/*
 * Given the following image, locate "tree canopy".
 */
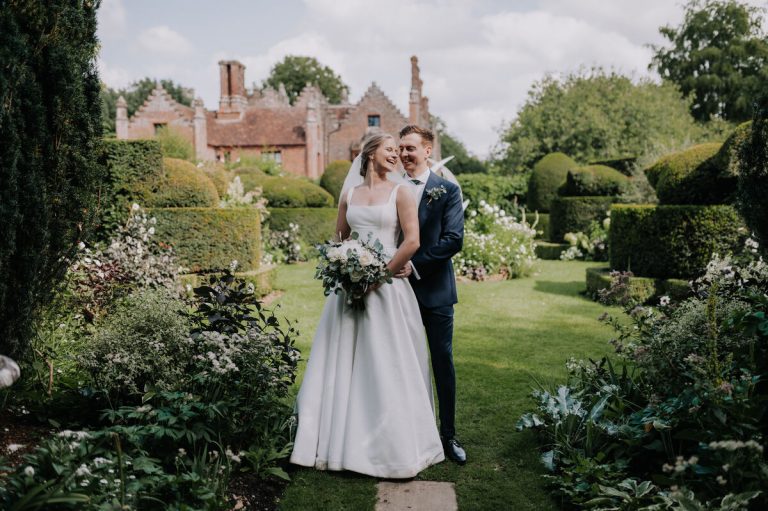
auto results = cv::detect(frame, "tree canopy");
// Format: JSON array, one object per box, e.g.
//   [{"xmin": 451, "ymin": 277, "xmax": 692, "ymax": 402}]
[
  {"xmin": 493, "ymin": 69, "xmax": 716, "ymax": 174},
  {"xmin": 433, "ymin": 118, "xmax": 487, "ymax": 174},
  {"xmin": 101, "ymin": 78, "xmax": 194, "ymax": 135},
  {"xmin": 262, "ymin": 55, "xmax": 349, "ymax": 105},
  {"xmin": 650, "ymin": 0, "xmax": 768, "ymax": 122}
]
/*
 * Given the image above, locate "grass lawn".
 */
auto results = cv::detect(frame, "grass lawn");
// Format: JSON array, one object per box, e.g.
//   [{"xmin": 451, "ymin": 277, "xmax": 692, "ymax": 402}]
[{"xmin": 274, "ymin": 260, "xmax": 613, "ymax": 510}]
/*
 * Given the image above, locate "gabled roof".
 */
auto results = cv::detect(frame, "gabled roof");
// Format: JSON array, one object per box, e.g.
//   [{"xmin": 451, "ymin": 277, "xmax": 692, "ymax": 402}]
[
  {"xmin": 132, "ymin": 85, "xmax": 194, "ymax": 122},
  {"xmin": 207, "ymin": 108, "xmax": 306, "ymax": 147}
]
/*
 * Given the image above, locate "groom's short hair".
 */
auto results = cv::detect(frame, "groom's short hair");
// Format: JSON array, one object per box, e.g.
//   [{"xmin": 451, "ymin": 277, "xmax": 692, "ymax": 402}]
[{"xmin": 399, "ymin": 125, "xmax": 434, "ymax": 146}]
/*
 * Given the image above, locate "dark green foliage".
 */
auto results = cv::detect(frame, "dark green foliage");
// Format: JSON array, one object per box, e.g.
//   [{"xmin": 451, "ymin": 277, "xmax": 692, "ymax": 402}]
[
  {"xmin": 534, "ymin": 241, "xmax": 568, "ymax": 260},
  {"xmin": 588, "ymin": 156, "xmax": 637, "ymax": 176},
  {"xmin": 559, "ymin": 165, "xmax": 631, "ymax": 197},
  {"xmin": 585, "ymin": 267, "xmax": 691, "ymax": 304},
  {"xmin": 645, "ymin": 143, "xmax": 739, "ymax": 204},
  {"xmin": 737, "ymin": 95, "xmax": 768, "ymax": 246},
  {"xmin": 96, "ymin": 139, "xmax": 164, "ymax": 240},
  {"xmin": 151, "ymin": 208, "xmax": 262, "ymax": 272},
  {"xmin": 268, "ymin": 208, "xmax": 338, "ymax": 247},
  {"xmin": 0, "ymin": 1, "xmax": 103, "ymax": 357},
  {"xmin": 609, "ymin": 205, "xmax": 745, "ymax": 278},
  {"xmin": 100, "ymin": 77, "xmax": 194, "ymax": 135},
  {"xmin": 147, "ymin": 158, "xmax": 219, "ymax": 208},
  {"xmin": 650, "ymin": 0, "xmax": 768, "ymax": 122},
  {"xmin": 527, "ymin": 152, "xmax": 577, "ymax": 212},
  {"xmin": 535, "ymin": 212, "xmax": 550, "ymax": 240},
  {"xmin": 711, "ymin": 121, "xmax": 752, "ymax": 176},
  {"xmin": 458, "ymin": 173, "xmax": 528, "ymax": 213},
  {"xmin": 438, "ymin": 129, "xmax": 487, "ymax": 174},
  {"xmin": 549, "ymin": 196, "xmax": 615, "ymax": 242},
  {"xmin": 262, "ymin": 55, "xmax": 349, "ymax": 105},
  {"xmin": 262, "ymin": 177, "xmax": 334, "ymax": 208},
  {"xmin": 319, "ymin": 160, "xmax": 351, "ymax": 205}
]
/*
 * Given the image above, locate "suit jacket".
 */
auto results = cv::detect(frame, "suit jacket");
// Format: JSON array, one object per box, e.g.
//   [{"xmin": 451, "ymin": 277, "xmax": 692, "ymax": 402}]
[{"xmin": 409, "ymin": 171, "xmax": 464, "ymax": 309}]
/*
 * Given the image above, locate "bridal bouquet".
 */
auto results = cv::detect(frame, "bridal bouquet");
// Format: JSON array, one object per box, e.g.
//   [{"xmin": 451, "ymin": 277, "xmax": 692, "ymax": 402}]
[{"xmin": 315, "ymin": 232, "xmax": 392, "ymax": 310}]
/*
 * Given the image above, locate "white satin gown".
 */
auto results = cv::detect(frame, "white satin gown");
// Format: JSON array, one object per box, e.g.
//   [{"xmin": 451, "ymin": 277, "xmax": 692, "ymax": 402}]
[{"xmin": 290, "ymin": 184, "xmax": 445, "ymax": 478}]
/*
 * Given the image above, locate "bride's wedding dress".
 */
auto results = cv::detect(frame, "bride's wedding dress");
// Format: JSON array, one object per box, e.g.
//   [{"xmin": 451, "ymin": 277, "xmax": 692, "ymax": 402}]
[{"xmin": 290, "ymin": 185, "xmax": 445, "ymax": 478}]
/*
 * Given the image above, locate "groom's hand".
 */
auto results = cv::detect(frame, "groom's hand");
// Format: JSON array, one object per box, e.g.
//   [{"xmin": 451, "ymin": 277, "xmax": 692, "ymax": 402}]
[{"xmin": 395, "ymin": 262, "xmax": 414, "ymax": 278}]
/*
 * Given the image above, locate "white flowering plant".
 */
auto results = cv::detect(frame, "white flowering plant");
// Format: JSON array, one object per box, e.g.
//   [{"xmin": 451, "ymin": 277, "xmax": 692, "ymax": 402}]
[
  {"xmin": 315, "ymin": 232, "xmax": 393, "ymax": 310},
  {"xmin": 560, "ymin": 212, "xmax": 610, "ymax": 262},
  {"xmin": 456, "ymin": 200, "xmax": 538, "ymax": 280},
  {"xmin": 267, "ymin": 222, "xmax": 306, "ymax": 264}
]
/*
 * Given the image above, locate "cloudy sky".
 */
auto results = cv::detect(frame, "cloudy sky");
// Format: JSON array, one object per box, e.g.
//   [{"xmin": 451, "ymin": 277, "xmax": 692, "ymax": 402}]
[{"xmin": 98, "ymin": 0, "xmax": 767, "ymax": 157}]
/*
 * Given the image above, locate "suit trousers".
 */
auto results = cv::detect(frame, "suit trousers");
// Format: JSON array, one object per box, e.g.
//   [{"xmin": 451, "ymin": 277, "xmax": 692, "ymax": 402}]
[{"xmin": 419, "ymin": 303, "xmax": 456, "ymax": 439}]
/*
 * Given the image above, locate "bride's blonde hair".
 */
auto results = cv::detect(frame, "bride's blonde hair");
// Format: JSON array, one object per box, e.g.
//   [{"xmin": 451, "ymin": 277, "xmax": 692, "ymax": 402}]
[{"xmin": 359, "ymin": 132, "xmax": 394, "ymax": 177}]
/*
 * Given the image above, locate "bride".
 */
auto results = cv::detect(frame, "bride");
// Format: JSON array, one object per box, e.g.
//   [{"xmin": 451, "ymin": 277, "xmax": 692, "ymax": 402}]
[{"xmin": 290, "ymin": 132, "xmax": 445, "ymax": 478}]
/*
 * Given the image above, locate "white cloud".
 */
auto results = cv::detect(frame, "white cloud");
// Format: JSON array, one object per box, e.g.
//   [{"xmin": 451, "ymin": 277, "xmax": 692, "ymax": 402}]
[
  {"xmin": 137, "ymin": 26, "xmax": 193, "ymax": 56},
  {"xmin": 97, "ymin": 0, "xmax": 126, "ymax": 40},
  {"xmin": 97, "ymin": 58, "xmax": 132, "ymax": 89}
]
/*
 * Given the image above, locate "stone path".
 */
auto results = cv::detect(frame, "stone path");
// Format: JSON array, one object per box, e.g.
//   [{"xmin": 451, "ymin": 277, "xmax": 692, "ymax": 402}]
[{"xmin": 375, "ymin": 481, "xmax": 458, "ymax": 511}]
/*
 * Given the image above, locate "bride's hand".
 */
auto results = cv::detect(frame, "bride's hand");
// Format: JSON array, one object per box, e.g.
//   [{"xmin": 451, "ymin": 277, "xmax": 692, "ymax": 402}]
[{"xmin": 366, "ymin": 282, "xmax": 383, "ymax": 294}]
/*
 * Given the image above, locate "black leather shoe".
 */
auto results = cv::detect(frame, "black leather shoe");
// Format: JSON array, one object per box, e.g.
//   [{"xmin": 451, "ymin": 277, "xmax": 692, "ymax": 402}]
[{"xmin": 442, "ymin": 437, "xmax": 467, "ymax": 465}]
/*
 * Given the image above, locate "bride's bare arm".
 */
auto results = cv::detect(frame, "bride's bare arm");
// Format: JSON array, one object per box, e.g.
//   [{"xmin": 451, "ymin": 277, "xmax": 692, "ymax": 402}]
[
  {"xmin": 334, "ymin": 194, "xmax": 352, "ymax": 242},
  {"xmin": 388, "ymin": 186, "xmax": 420, "ymax": 274}
]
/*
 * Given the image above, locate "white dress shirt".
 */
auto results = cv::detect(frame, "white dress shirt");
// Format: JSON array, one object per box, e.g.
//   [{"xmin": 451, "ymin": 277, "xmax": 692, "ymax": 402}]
[{"xmin": 404, "ymin": 167, "xmax": 431, "ymax": 280}]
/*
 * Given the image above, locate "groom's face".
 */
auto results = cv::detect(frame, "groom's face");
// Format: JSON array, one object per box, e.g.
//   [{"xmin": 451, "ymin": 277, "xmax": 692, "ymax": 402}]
[{"xmin": 398, "ymin": 133, "xmax": 432, "ymax": 174}]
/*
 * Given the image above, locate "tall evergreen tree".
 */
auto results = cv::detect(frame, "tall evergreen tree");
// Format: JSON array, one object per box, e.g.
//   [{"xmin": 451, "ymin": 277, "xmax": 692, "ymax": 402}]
[{"xmin": 0, "ymin": 0, "xmax": 103, "ymax": 357}]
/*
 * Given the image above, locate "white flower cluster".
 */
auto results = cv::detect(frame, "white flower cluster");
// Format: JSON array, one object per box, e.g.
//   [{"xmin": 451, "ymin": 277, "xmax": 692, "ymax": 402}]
[
  {"xmin": 707, "ymin": 439, "xmax": 764, "ymax": 453},
  {"xmin": 193, "ymin": 331, "xmax": 243, "ymax": 375},
  {"xmin": 327, "ymin": 239, "xmax": 382, "ymax": 268},
  {"xmin": 0, "ymin": 355, "xmax": 21, "ymax": 388},
  {"xmin": 662, "ymin": 455, "xmax": 700, "ymax": 473}
]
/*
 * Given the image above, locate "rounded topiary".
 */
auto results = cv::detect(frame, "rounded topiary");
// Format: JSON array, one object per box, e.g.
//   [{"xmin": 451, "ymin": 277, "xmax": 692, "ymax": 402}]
[
  {"xmin": 233, "ymin": 167, "xmax": 267, "ymax": 192},
  {"xmin": 320, "ymin": 160, "xmax": 351, "ymax": 205},
  {"xmin": 644, "ymin": 143, "xmax": 737, "ymax": 205},
  {"xmin": 559, "ymin": 165, "xmax": 631, "ymax": 197},
  {"xmin": 737, "ymin": 96, "xmax": 768, "ymax": 247},
  {"xmin": 549, "ymin": 196, "xmax": 614, "ymax": 242},
  {"xmin": 199, "ymin": 162, "xmax": 232, "ymax": 197},
  {"xmin": 527, "ymin": 152, "xmax": 577, "ymax": 212},
  {"xmin": 148, "ymin": 158, "xmax": 219, "ymax": 208},
  {"xmin": 260, "ymin": 176, "xmax": 334, "ymax": 208},
  {"xmin": 609, "ymin": 204, "xmax": 746, "ymax": 279},
  {"xmin": 711, "ymin": 121, "xmax": 752, "ymax": 178}
]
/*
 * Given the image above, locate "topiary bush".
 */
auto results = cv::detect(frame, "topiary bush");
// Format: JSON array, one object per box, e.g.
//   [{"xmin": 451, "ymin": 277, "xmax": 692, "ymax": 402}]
[
  {"xmin": 151, "ymin": 208, "xmax": 262, "ymax": 272},
  {"xmin": 711, "ymin": 121, "xmax": 752, "ymax": 178},
  {"xmin": 320, "ymin": 160, "xmax": 351, "ymax": 205},
  {"xmin": 584, "ymin": 267, "xmax": 691, "ymax": 304},
  {"xmin": 549, "ymin": 196, "xmax": 614, "ymax": 242},
  {"xmin": 644, "ymin": 143, "xmax": 737, "ymax": 205},
  {"xmin": 268, "ymin": 207, "xmax": 338, "ymax": 247},
  {"xmin": 609, "ymin": 204, "xmax": 746, "ymax": 279},
  {"xmin": 261, "ymin": 176, "xmax": 334, "ymax": 208},
  {"xmin": 457, "ymin": 173, "xmax": 528, "ymax": 213},
  {"xmin": 527, "ymin": 152, "xmax": 577, "ymax": 212},
  {"xmin": 588, "ymin": 156, "xmax": 637, "ymax": 176},
  {"xmin": 737, "ymin": 102, "xmax": 768, "ymax": 247},
  {"xmin": 233, "ymin": 167, "xmax": 267, "ymax": 192},
  {"xmin": 96, "ymin": 139, "xmax": 164, "ymax": 240},
  {"xmin": 199, "ymin": 161, "xmax": 232, "ymax": 197},
  {"xmin": 559, "ymin": 165, "xmax": 631, "ymax": 197},
  {"xmin": 147, "ymin": 158, "xmax": 219, "ymax": 208}
]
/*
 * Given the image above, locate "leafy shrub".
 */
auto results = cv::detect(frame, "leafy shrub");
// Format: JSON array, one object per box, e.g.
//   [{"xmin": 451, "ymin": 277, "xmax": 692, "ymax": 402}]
[
  {"xmin": 320, "ymin": 160, "xmax": 351, "ymax": 205},
  {"xmin": 233, "ymin": 166, "xmax": 267, "ymax": 192},
  {"xmin": 585, "ymin": 267, "xmax": 691, "ymax": 305},
  {"xmin": 609, "ymin": 204, "xmax": 746, "ymax": 279},
  {"xmin": 155, "ymin": 125, "xmax": 194, "ymax": 161},
  {"xmin": 199, "ymin": 161, "xmax": 232, "ymax": 196},
  {"xmin": 588, "ymin": 156, "xmax": 637, "ymax": 175},
  {"xmin": 456, "ymin": 201, "xmax": 538, "ymax": 280},
  {"xmin": 559, "ymin": 165, "xmax": 631, "ymax": 197},
  {"xmin": 266, "ymin": 223, "xmax": 307, "ymax": 264},
  {"xmin": 737, "ymin": 94, "xmax": 768, "ymax": 247},
  {"xmin": 261, "ymin": 176, "xmax": 334, "ymax": 208},
  {"xmin": 147, "ymin": 158, "xmax": 219, "ymax": 207},
  {"xmin": 644, "ymin": 143, "xmax": 737, "ymax": 205},
  {"xmin": 151, "ymin": 208, "xmax": 262, "ymax": 272},
  {"xmin": 78, "ymin": 289, "xmax": 190, "ymax": 399},
  {"xmin": 526, "ymin": 152, "xmax": 577, "ymax": 212},
  {"xmin": 268, "ymin": 208, "xmax": 338, "ymax": 247},
  {"xmin": 711, "ymin": 121, "xmax": 752, "ymax": 178},
  {"xmin": 536, "ymin": 212, "xmax": 550, "ymax": 240},
  {"xmin": 457, "ymin": 173, "xmax": 528, "ymax": 213},
  {"xmin": 549, "ymin": 196, "xmax": 614, "ymax": 242},
  {"xmin": 95, "ymin": 139, "xmax": 164, "ymax": 241},
  {"xmin": 560, "ymin": 213, "xmax": 610, "ymax": 261}
]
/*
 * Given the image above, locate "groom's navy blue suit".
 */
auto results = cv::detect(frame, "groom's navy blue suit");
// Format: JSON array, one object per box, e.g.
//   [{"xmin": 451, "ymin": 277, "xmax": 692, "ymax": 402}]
[{"xmin": 409, "ymin": 171, "xmax": 464, "ymax": 439}]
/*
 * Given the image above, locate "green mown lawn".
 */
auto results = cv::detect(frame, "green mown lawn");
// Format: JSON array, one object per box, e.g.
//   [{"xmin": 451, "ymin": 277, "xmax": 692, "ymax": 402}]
[{"xmin": 274, "ymin": 260, "xmax": 613, "ymax": 510}]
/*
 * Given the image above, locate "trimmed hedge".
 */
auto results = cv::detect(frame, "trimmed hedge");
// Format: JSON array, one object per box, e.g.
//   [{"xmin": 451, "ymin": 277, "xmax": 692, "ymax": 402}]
[
  {"xmin": 268, "ymin": 207, "xmax": 338, "ymax": 247},
  {"xmin": 535, "ymin": 241, "xmax": 568, "ymax": 260},
  {"xmin": 527, "ymin": 152, "xmax": 577, "ymax": 212},
  {"xmin": 199, "ymin": 161, "xmax": 232, "ymax": 197},
  {"xmin": 458, "ymin": 173, "xmax": 528, "ymax": 213},
  {"xmin": 549, "ymin": 196, "xmax": 614, "ymax": 242},
  {"xmin": 644, "ymin": 143, "xmax": 736, "ymax": 205},
  {"xmin": 147, "ymin": 158, "xmax": 219, "ymax": 208},
  {"xmin": 179, "ymin": 265, "xmax": 276, "ymax": 298},
  {"xmin": 559, "ymin": 165, "xmax": 631, "ymax": 197},
  {"xmin": 589, "ymin": 156, "xmax": 637, "ymax": 176},
  {"xmin": 238, "ymin": 173, "xmax": 334, "ymax": 208},
  {"xmin": 233, "ymin": 167, "xmax": 267, "ymax": 192},
  {"xmin": 609, "ymin": 205, "xmax": 746, "ymax": 279},
  {"xmin": 151, "ymin": 208, "xmax": 262, "ymax": 272},
  {"xmin": 711, "ymin": 121, "xmax": 752, "ymax": 178},
  {"xmin": 736, "ymin": 99, "xmax": 768, "ymax": 246},
  {"xmin": 97, "ymin": 139, "xmax": 164, "ymax": 239},
  {"xmin": 320, "ymin": 160, "xmax": 351, "ymax": 205},
  {"xmin": 534, "ymin": 212, "xmax": 550, "ymax": 240},
  {"xmin": 585, "ymin": 267, "xmax": 691, "ymax": 305}
]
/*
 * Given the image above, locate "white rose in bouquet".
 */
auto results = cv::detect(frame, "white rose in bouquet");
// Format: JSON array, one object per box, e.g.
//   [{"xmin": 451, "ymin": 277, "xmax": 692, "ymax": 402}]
[
  {"xmin": 358, "ymin": 250, "xmax": 375, "ymax": 267},
  {"xmin": 327, "ymin": 246, "xmax": 343, "ymax": 262}
]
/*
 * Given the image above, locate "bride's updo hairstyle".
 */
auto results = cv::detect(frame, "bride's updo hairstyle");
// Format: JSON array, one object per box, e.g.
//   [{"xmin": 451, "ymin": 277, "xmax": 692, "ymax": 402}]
[{"xmin": 359, "ymin": 131, "xmax": 394, "ymax": 177}]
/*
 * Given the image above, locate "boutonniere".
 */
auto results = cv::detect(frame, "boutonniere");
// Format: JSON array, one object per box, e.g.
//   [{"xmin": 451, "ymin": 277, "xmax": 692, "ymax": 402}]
[{"xmin": 425, "ymin": 185, "xmax": 447, "ymax": 205}]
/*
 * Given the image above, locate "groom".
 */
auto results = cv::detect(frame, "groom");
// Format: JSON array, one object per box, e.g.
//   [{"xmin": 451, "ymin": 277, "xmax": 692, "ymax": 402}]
[{"xmin": 396, "ymin": 125, "xmax": 466, "ymax": 465}]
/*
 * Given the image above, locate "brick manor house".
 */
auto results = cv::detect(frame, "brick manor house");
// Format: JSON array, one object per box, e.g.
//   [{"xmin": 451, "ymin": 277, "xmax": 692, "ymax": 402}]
[{"xmin": 115, "ymin": 56, "xmax": 440, "ymax": 178}]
